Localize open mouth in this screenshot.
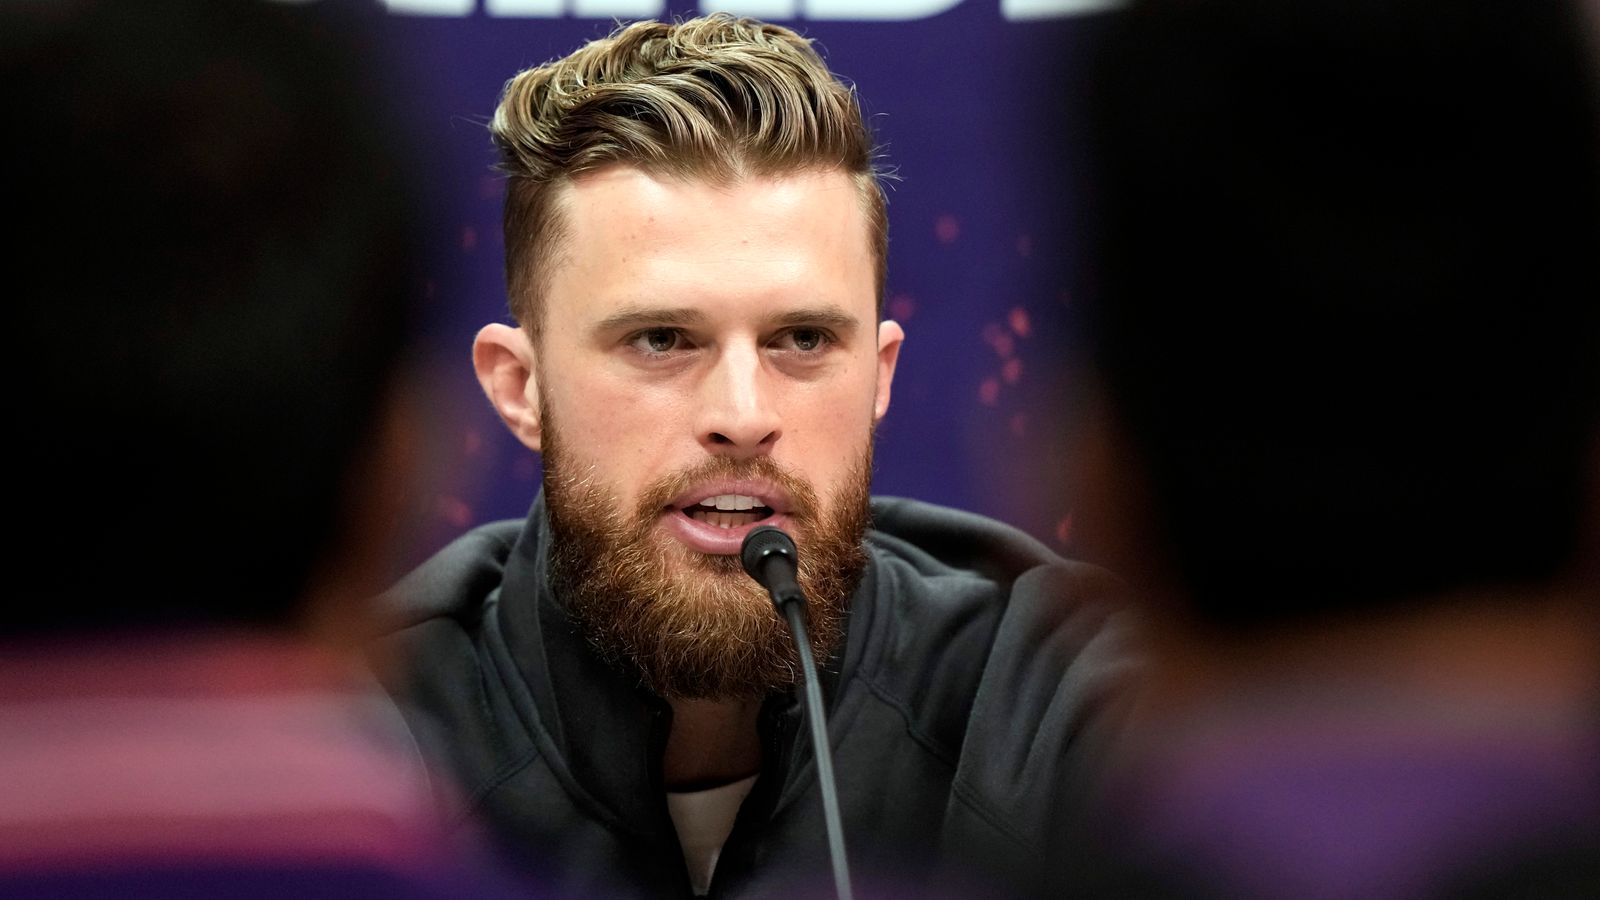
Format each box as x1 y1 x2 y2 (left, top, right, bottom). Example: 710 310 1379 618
682 494 777 529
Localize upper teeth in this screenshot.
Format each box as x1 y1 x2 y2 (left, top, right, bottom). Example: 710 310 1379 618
699 494 759 511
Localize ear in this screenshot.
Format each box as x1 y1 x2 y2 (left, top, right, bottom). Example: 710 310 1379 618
873 319 905 423
473 323 543 452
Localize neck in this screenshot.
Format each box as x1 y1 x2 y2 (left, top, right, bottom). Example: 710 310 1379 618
662 697 763 792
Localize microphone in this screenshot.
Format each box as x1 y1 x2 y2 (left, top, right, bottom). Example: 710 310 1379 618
739 526 853 900
740 525 805 609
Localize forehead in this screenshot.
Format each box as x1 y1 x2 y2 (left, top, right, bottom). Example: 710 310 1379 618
542 167 876 326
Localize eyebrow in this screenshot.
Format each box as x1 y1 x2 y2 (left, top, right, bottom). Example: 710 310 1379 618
593 307 707 332
771 306 861 334
593 304 863 334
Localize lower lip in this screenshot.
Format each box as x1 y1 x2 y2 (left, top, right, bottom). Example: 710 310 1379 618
660 509 793 556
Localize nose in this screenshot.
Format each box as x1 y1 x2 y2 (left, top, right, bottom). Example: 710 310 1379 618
697 342 781 456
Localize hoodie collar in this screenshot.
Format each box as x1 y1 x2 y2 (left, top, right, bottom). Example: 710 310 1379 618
493 494 855 831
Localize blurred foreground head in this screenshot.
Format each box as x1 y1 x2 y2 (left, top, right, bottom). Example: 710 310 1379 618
8 0 424 636
1078 0 1600 627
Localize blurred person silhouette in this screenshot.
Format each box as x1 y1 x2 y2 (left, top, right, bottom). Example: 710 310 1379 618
1 1 517 896
1057 0 1600 896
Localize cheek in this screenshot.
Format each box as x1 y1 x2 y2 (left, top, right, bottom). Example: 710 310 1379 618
780 375 878 465
794 362 880 429
541 369 694 476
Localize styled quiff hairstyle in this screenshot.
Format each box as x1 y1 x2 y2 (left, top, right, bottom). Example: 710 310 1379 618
490 14 886 334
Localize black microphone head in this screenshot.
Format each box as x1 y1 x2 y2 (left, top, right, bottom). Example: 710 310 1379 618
741 525 797 582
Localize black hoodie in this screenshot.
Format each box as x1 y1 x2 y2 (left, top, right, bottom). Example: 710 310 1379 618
373 496 1138 898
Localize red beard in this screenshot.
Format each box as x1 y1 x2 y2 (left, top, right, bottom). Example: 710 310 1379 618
541 431 872 701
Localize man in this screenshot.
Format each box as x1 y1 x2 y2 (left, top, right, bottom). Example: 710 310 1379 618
3 0 516 896
376 15 1135 897
1051 0 1600 895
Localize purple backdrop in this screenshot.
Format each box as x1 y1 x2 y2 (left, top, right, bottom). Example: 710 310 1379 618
366 1 1114 561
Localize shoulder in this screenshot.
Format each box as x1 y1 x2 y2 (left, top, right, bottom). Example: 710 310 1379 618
372 519 525 636
867 496 1064 579
854 497 1138 754
861 501 1144 872
366 520 537 809
861 496 1130 658
865 497 1131 619
862 498 1143 857
368 517 527 694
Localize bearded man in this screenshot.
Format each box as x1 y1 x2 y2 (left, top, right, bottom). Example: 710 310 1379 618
376 16 1135 897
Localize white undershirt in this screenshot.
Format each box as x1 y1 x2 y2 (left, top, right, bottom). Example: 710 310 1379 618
666 774 759 896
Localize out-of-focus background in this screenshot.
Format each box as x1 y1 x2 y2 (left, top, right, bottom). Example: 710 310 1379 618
357 0 1115 560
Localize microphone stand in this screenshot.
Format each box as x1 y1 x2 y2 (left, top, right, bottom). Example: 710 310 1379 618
741 526 854 900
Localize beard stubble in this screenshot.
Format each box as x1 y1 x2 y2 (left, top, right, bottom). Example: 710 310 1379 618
541 427 872 701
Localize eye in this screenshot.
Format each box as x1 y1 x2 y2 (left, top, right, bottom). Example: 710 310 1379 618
628 327 683 354
778 327 832 352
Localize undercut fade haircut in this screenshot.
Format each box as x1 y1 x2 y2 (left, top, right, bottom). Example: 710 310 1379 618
490 14 886 335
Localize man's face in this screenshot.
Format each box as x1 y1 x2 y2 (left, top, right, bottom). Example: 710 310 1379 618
497 166 903 699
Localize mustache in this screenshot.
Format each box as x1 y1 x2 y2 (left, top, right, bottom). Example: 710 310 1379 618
632 455 821 525
544 440 873 700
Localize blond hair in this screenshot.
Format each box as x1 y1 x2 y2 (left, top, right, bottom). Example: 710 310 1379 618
490 15 886 333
